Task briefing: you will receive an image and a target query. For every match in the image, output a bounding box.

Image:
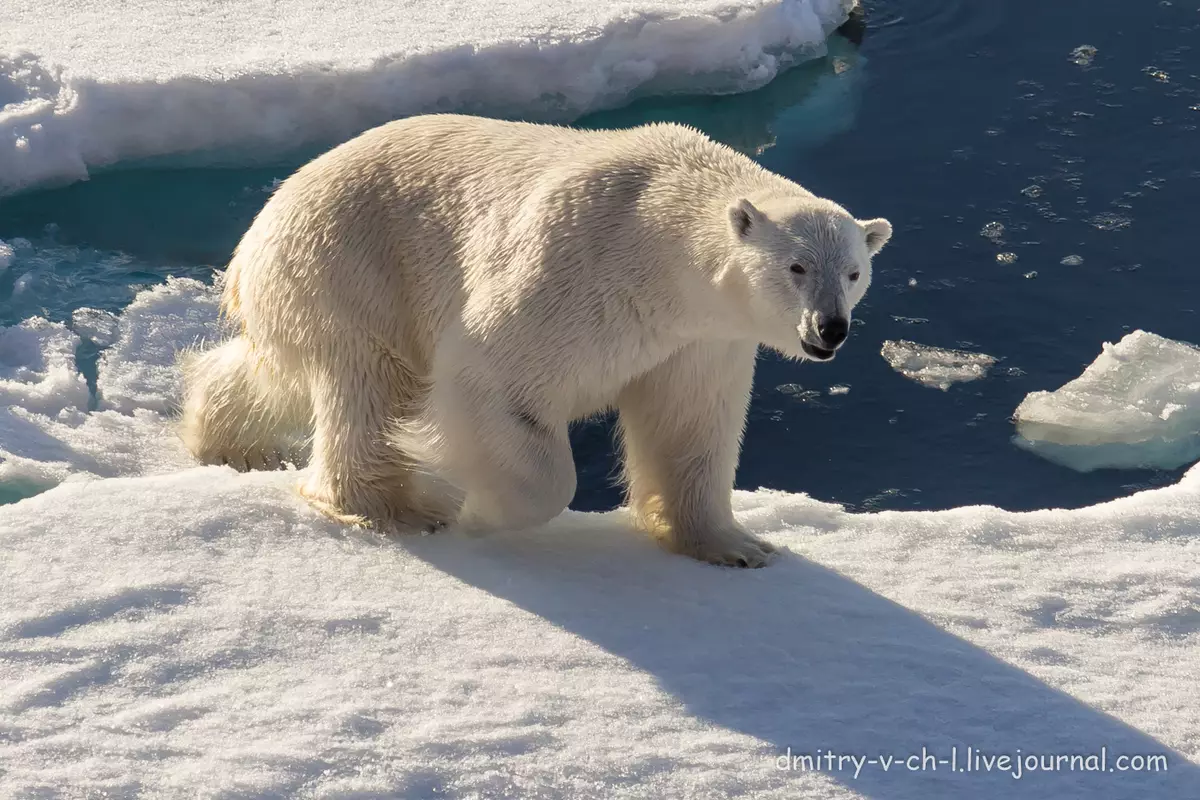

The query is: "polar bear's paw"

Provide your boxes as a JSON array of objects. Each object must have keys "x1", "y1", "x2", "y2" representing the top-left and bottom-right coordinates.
[
  {"x1": 666, "y1": 527, "x2": 778, "y2": 569},
  {"x1": 297, "y1": 474, "x2": 460, "y2": 534}
]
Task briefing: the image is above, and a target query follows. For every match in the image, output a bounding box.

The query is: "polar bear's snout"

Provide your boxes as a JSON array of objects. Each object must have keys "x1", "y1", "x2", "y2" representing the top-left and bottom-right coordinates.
[
  {"x1": 816, "y1": 315, "x2": 849, "y2": 348},
  {"x1": 796, "y1": 308, "x2": 849, "y2": 362}
]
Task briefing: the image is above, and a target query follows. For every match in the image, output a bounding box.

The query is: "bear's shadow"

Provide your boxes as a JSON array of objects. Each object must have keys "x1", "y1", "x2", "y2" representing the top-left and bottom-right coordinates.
[{"x1": 402, "y1": 513, "x2": 1199, "y2": 799}]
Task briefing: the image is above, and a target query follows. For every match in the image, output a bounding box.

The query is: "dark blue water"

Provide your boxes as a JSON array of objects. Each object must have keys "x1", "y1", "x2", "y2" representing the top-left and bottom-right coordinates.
[{"x1": 2, "y1": 0, "x2": 1197, "y2": 512}]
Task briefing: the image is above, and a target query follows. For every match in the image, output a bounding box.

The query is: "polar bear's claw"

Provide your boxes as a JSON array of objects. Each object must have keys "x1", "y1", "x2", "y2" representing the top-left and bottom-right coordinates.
[{"x1": 667, "y1": 528, "x2": 778, "y2": 569}]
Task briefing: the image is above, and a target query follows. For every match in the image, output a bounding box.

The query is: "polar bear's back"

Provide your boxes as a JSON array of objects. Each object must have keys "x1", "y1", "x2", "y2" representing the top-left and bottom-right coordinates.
[{"x1": 222, "y1": 114, "x2": 766, "y2": 372}]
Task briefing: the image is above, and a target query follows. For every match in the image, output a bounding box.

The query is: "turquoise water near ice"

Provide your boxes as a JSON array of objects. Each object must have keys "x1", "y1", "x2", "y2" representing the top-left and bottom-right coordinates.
[{"x1": 2, "y1": 0, "x2": 1198, "y2": 512}]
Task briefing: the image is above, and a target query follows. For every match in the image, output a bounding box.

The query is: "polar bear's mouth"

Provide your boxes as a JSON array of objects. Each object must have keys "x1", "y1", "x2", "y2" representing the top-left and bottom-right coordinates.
[{"x1": 801, "y1": 342, "x2": 837, "y2": 361}]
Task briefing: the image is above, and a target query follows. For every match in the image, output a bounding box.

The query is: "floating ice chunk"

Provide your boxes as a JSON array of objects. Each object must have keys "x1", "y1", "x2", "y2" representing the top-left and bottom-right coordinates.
[
  {"x1": 12, "y1": 271, "x2": 34, "y2": 295},
  {"x1": 881, "y1": 340, "x2": 998, "y2": 391},
  {"x1": 97, "y1": 276, "x2": 223, "y2": 414},
  {"x1": 0, "y1": 240, "x2": 13, "y2": 271},
  {"x1": 0, "y1": 281, "x2": 223, "y2": 497},
  {"x1": 71, "y1": 307, "x2": 121, "y2": 348},
  {"x1": 1069, "y1": 44, "x2": 1098, "y2": 66},
  {"x1": 1013, "y1": 330, "x2": 1200, "y2": 471},
  {"x1": 0, "y1": 318, "x2": 90, "y2": 416}
]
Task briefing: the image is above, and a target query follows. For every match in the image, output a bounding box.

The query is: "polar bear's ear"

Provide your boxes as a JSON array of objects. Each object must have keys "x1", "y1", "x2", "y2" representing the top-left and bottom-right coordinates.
[
  {"x1": 728, "y1": 198, "x2": 768, "y2": 239},
  {"x1": 859, "y1": 218, "x2": 893, "y2": 255}
]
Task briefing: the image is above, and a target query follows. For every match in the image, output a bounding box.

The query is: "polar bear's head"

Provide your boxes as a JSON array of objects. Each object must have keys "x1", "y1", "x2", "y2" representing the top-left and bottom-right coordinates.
[{"x1": 726, "y1": 195, "x2": 891, "y2": 362}]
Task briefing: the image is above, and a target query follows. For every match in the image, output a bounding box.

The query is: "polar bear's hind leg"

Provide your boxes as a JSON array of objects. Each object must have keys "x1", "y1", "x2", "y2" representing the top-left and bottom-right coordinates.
[
  {"x1": 180, "y1": 336, "x2": 309, "y2": 471},
  {"x1": 299, "y1": 341, "x2": 456, "y2": 530}
]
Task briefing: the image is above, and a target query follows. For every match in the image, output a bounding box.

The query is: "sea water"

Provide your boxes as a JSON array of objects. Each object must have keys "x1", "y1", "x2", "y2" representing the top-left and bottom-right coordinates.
[{"x1": 1, "y1": 0, "x2": 1197, "y2": 513}]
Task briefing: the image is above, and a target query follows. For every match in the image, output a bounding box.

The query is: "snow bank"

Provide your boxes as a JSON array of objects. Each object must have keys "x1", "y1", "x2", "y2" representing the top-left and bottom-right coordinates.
[
  {"x1": 1015, "y1": 330, "x2": 1200, "y2": 472},
  {"x1": 2, "y1": 464, "x2": 1198, "y2": 797},
  {"x1": 880, "y1": 340, "x2": 998, "y2": 391},
  {"x1": 0, "y1": 0, "x2": 854, "y2": 195}
]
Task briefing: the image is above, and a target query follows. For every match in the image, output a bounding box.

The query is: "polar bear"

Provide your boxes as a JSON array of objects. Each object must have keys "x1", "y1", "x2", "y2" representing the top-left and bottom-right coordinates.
[{"x1": 180, "y1": 114, "x2": 890, "y2": 567}]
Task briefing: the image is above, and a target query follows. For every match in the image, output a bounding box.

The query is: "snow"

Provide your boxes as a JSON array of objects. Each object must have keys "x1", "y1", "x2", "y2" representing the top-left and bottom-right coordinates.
[
  {"x1": 0, "y1": 280, "x2": 1198, "y2": 796},
  {"x1": 1015, "y1": 330, "x2": 1200, "y2": 472},
  {"x1": 880, "y1": 340, "x2": 998, "y2": 391},
  {"x1": 3, "y1": 447, "x2": 1200, "y2": 796},
  {"x1": 70, "y1": 307, "x2": 120, "y2": 348},
  {"x1": 0, "y1": 318, "x2": 89, "y2": 417},
  {"x1": 0, "y1": 277, "x2": 215, "y2": 496},
  {"x1": 0, "y1": 0, "x2": 854, "y2": 195}
]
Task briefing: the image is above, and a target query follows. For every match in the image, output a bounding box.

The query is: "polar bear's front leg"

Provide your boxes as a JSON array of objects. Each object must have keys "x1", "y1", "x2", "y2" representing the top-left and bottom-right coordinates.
[
  {"x1": 434, "y1": 374, "x2": 578, "y2": 533},
  {"x1": 618, "y1": 340, "x2": 776, "y2": 568}
]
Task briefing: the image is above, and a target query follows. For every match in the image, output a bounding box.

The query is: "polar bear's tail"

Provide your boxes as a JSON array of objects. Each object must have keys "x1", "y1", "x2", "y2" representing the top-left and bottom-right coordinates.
[{"x1": 179, "y1": 336, "x2": 311, "y2": 470}]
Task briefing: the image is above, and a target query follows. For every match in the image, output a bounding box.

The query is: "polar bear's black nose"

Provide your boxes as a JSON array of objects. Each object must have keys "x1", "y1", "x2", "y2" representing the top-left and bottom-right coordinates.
[{"x1": 817, "y1": 316, "x2": 849, "y2": 348}]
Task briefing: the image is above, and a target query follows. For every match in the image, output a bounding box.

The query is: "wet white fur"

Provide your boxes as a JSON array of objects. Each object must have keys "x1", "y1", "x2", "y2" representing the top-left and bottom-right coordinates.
[{"x1": 180, "y1": 114, "x2": 890, "y2": 567}]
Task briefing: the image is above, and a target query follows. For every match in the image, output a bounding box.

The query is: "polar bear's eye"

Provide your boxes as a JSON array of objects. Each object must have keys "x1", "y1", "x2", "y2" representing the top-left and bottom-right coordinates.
[
  {"x1": 848, "y1": 271, "x2": 861, "y2": 282},
  {"x1": 790, "y1": 263, "x2": 807, "y2": 275}
]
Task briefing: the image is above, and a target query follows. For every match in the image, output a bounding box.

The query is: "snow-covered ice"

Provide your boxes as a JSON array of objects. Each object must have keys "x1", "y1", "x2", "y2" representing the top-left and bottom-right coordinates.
[
  {"x1": 1014, "y1": 330, "x2": 1200, "y2": 472},
  {"x1": 0, "y1": 277, "x2": 216, "y2": 497},
  {"x1": 880, "y1": 340, "x2": 998, "y2": 391},
  {"x1": 3, "y1": 435, "x2": 1200, "y2": 797},
  {"x1": 70, "y1": 308, "x2": 120, "y2": 349},
  {"x1": 0, "y1": 276, "x2": 1197, "y2": 797},
  {"x1": 0, "y1": 0, "x2": 854, "y2": 195}
]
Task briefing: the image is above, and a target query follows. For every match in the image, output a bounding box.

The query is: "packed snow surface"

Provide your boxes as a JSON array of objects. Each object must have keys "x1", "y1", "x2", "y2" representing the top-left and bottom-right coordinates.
[
  {"x1": 0, "y1": 0, "x2": 853, "y2": 194},
  {"x1": 1014, "y1": 330, "x2": 1200, "y2": 472},
  {"x1": 880, "y1": 340, "x2": 998, "y2": 391},
  {"x1": 0, "y1": 267, "x2": 1198, "y2": 797}
]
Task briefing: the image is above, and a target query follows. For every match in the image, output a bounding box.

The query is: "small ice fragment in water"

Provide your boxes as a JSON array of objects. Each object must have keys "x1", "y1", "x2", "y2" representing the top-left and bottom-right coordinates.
[
  {"x1": 891, "y1": 316, "x2": 930, "y2": 325},
  {"x1": 880, "y1": 341, "x2": 998, "y2": 391},
  {"x1": 12, "y1": 272, "x2": 34, "y2": 294},
  {"x1": 1142, "y1": 66, "x2": 1169, "y2": 83},
  {"x1": 1024, "y1": 271, "x2": 1038, "y2": 279},
  {"x1": 71, "y1": 307, "x2": 121, "y2": 348},
  {"x1": 1061, "y1": 254, "x2": 1084, "y2": 266},
  {"x1": 1013, "y1": 331, "x2": 1200, "y2": 471},
  {"x1": 0, "y1": 240, "x2": 13, "y2": 271},
  {"x1": 776, "y1": 383, "x2": 822, "y2": 403},
  {"x1": 1090, "y1": 212, "x2": 1131, "y2": 231},
  {"x1": 1021, "y1": 185, "x2": 1043, "y2": 198},
  {"x1": 997, "y1": 252, "x2": 1018, "y2": 264},
  {"x1": 980, "y1": 221, "x2": 1005, "y2": 240},
  {"x1": 828, "y1": 385, "x2": 850, "y2": 396},
  {"x1": 1069, "y1": 45, "x2": 1097, "y2": 66},
  {"x1": 908, "y1": 278, "x2": 918, "y2": 287}
]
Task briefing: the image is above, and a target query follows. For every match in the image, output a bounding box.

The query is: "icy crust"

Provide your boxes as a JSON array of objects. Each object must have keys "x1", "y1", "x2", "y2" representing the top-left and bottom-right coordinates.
[
  {"x1": 880, "y1": 340, "x2": 998, "y2": 391},
  {"x1": 1, "y1": 465, "x2": 1198, "y2": 796},
  {"x1": 0, "y1": 0, "x2": 853, "y2": 195},
  {"x1": 0, "y1": 277, "x2": 220, "y2": 494},
  {"x1": 1014, "y1": 330, "x2": 1200, "y2": 472}
]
